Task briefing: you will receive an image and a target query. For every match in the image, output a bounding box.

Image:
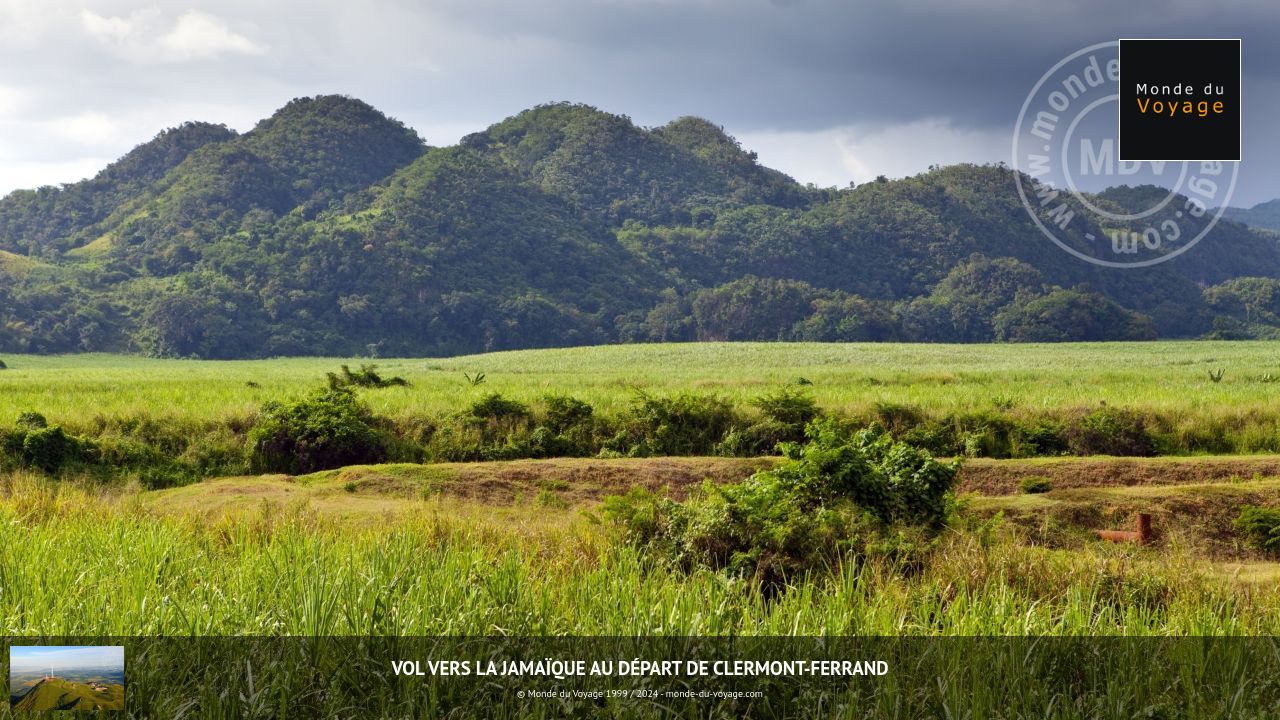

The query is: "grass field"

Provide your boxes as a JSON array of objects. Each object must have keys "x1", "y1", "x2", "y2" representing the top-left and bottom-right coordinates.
[
  {"x1": 3, "y1": 341, "x2": 1280, "y2": 427},
  {"x1": 1, "y1": 466, "x2": 1278, "y2": 637},
  {"x1": 1, "y1": 343, "x2": 1278, "y2": 644}
]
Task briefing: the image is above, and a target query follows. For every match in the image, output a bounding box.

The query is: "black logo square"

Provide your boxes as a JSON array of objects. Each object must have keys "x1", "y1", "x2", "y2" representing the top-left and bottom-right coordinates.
[{"x1": 1119, "y1": 39, "x2": 1240, "y2": 161}]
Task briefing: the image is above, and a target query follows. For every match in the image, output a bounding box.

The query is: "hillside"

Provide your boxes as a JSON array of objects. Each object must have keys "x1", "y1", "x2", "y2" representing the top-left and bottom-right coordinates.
[
  {"x1": 2, "y1": 97, "x2": 1280, "y2": 357},
  {"x1": 1223, "y1": 199, "x2": 1280, "y2": 233},
  {"x1": 11, "y1": 677, "x2": 125, "y2": 712}
]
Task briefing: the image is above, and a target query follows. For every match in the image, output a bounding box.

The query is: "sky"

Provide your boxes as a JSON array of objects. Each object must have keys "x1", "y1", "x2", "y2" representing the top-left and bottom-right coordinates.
[
  {"x1": 1, "y1": 0, "x2": 1277, "y2": 206},
  {"x1": 9, "y1": 645, "x2": 124, "y2": 672}
]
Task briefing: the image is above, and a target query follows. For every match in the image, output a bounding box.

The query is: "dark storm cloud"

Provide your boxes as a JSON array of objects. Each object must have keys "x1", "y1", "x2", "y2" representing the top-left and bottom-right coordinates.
[
  {"x1": 405, "y1": 0, "x2": 1280, "y2": 130},
  {"x1": 1, "y1": 0, "x2": 1276, "y2": 203}
]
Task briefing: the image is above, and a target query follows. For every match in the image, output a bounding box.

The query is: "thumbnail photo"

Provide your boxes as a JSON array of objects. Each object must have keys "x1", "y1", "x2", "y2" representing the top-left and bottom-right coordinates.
[{"x1": 8, "y1": 646, "x2": 125, "y2": 713}]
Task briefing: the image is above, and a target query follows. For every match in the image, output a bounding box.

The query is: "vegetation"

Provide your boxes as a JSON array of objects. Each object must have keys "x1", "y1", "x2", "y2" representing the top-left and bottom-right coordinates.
[
  {"x1": 5, "y1": 98, "x2": 1280, "y2": 357},
  {"x1": 605, "y1": 420, "x2": 957, "y2": 591},
  {"x1": 7, "y1": 343, "x2": 1280, "y2": 486},
  {"x1": 1234, "y1": 506, "x2": 1280, "y2": 555},
  {"x1": 248, "y1": 389, "x2": 394, "y2": 474},
  {"x1": 1223, "y1": 198, "x2": 1280, "y2": 233},
  {"x1": 326, "y1": 363, "x2": 407, "y2": 390},
  {"x1": 0, "y1": 468, "x2": 1276, "y2": 639},
  {"x1": 10, "y1": 677, "x2": 125, "y2": 712},
  {"x1": 1018, "y1": 476, "x2": 1053, "y2": 494}
]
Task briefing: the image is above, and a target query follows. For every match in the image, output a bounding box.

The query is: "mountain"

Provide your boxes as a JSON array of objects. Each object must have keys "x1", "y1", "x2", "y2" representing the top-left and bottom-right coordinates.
[
  {"x1": 1, "y1": 96, "x2": 1279, "y2": 357},
  {"x1": 0, "y1": 121, "x2": 236, "y2": 255},
  {"x1": 10, "y1": 677, "x2": 125, "y2": 712},
  {"x1": 1222, "y1": 199, "x2": 1280, "y2": 233}
]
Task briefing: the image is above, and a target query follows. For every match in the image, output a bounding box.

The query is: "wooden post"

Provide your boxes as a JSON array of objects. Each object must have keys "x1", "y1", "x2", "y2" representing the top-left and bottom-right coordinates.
[{"x1": 1135, "y1": 513, "x2": 1152, "y2": 545}]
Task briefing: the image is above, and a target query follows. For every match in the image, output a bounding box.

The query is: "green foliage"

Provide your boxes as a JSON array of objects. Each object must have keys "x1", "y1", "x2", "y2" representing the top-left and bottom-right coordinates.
[
  {"x1": 1222, "y1": 199, "x2": 1280, "y2": 233},
  {"x1": 1019, "y1": 476, "x2": 1053, "y2": 494},
  {"x1": 605, "y1": 420, "x2": 958, "y2": 591},
  {"x1": 1234, "y1": 506, "x2": 1280, "y2": 555},
  {"x1": 16, "y1": 411, "x2": 47, "y2": 430},
  {"x1": 542, "y1": 395, "x2": 594, "y2": 434},
  {"x1": 608, "y1": 391, "x2": 740, "y2": 457},
  {"x1": 753, "y1": 387, "x2": 819, "y2": 427},
  {"x1": 5, "y1": 96, "x2": 1280, "y2": 356},
  {"x1": 0, "y1": 121, "x2": 237, "y2": 256},
  {"x1": 468, "y1": 393, "x2": 531, "y2": 422},
  {"x1": 326, "y1": 364, "x2": 408, "y2": 390},
  {"x1": 19, "y1": 425, "x2": 95, "y2": 474},
  {"x1": 1205, "y1": 277, "x2": 1280, "y2": 334},
  {"x1": 248, "y1": 389, "x2": 389, "y2": 474},
  {"x1": 719, "y1": 387, "x2": 821, "y2": 456},
  {"x1": 994, "y1": 288, "x2": 1158, "y2": 342},
  {"x1": 1065, "y1": 406, "x2": 1155, "y2": 457}
]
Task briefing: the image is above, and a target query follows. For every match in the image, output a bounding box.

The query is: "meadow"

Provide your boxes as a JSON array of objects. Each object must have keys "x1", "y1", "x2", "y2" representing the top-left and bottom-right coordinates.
[
  {"x1": 2, "y1": 344, "x2": 1280, "y2": 715},
  {"x1": 7, "y1": 466, "x2": 1278, "y2": 716},
  {"x1": 3, "y1": 341, "x2": 1280, "y2": 427},
  {"x1": 1, "y1": 471, "x2": 1275, "y2": 638},
  {"x1": 1, "y1": 343, "x2": 1279, "y2": 634}
]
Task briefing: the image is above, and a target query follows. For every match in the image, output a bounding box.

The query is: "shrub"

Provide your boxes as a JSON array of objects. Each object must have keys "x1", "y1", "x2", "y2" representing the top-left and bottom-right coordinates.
[
  {"x1": 249, "y1": 389, "x2": 389, "y2": 474},
  {"x1": 718, "y1": 387, "x2": 822, "y2": 455},
  {"x1": 1234, "y1": 506, "x2": 1280, "y2": 555},
  {"x1": 326, "y1": 364, "x2": 408, "y2": 390},
  {"x1": 536, "y1": 488, "x2": 570, "y2": 509},
  {"x1": 16, "y1": 411, "x2": 47, "y2": 430},
  {"x1": 0, "y1": 359, "x2": 7, "y2": 369},
  {"x1": 468, "y1": 393, "x2": 531, "y2": 422},
  {"x1": 542, "y1": 395, "x2": 593, "y2": 434},
  {"x1": 1017, "y1": 418, "x2": 1067, "y2": 456},
  {"x1": 1064, "y1": 406, "x2": 1155, "y2": 456},
  {"x1": 604, "y1": 420, "x2": 959, "y2": 592},
  {"x1": 608, "y1": 392, "x2": 739, "y2": 457},
  {"x1": 872, "y1": 401, "x2": 925, "y2": 434},
  {"x1": 1019, "y1": 476, "x2": 1053, "y2": 494},
  {"x1": 752, "y1": 387, "x2": 819, "y2": 428},
  {"x1": 21, "y1": 426, "x2": 94, "y2": 474},
  {"x1": 716, "y1": 419, "x2": 796, "y2": 457}
]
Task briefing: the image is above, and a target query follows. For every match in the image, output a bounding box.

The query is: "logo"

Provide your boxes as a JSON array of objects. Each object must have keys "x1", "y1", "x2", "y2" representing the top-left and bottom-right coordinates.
[{"x1": 1012, "y1": 41, "x2": 1238, "y2": 268}]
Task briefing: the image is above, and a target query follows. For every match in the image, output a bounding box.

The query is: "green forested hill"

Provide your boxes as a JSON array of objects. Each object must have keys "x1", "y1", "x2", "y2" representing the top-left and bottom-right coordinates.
[
  {"x1": 11, "y1": 678, "x2": 125, "y2": 712},
  {"x1": 1, "y1": 96, "x2": 1278, "y2": 357},
  {"x1": 1223, "y1": 198, "x2": 1280, "y2": 233}
]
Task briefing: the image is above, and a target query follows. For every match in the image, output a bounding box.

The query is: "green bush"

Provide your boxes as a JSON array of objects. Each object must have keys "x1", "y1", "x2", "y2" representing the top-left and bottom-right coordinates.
[
  {"x1": 872, "y1": 402, "x2": 925, "y2": 434},
  {"x1": 604, "y1": 420, "x2": 959, "y2": 592},
  {"x1": 1065, "y1": 406, "x2": 1155, "y2": 456},
  {"x1": 468, "y1": 393, "x2": 531, "y2": 422},
  {"x1": 16, "y1": 411, "x2": 47, "y2": 430},
  {"x1": 1017, "y1": 418, "x2": 1067, "y2": 456},
  {"x1": 752, "y1": 387, "x2": 819, "y2": 428},
  {"x1": 326, "y1": 364, "x2": 408, "y2": 390},
  {"x1": 718, "y1": 387, "x2": 822, "y2": 455},
  {"x1": 21, "y1": 425, "x2": 94, "y2": 474},
  {"x1": 1019, "y1": 476, "x2": 1053, "y2": 494},
  {"x1": 1234, "y1": 506, "x2": 1280, "y2": 555},
  {"x1": 716, "y1": 419, "x2": 796, "y2": 457},
  {"x1": 607, "y1": 391, "x2": 740, "y2": 457},
  {"x1": 542, "y1": 395, "x2": 593, "y2": 433},
  {"x1": 249, "y1": 389, "x2": 390, "y2": 474}
]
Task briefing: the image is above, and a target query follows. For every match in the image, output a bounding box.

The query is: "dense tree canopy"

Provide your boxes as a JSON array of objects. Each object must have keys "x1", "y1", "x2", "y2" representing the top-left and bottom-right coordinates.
[{"x1": 1, "y1": 96, "x2": 1279, "y2": 357}]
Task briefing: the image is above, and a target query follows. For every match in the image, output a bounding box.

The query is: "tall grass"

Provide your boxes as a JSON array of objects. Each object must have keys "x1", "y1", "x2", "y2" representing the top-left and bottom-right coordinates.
[{"x1": 1, "y1": 473, "x2": 1275, "y2": 637}]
